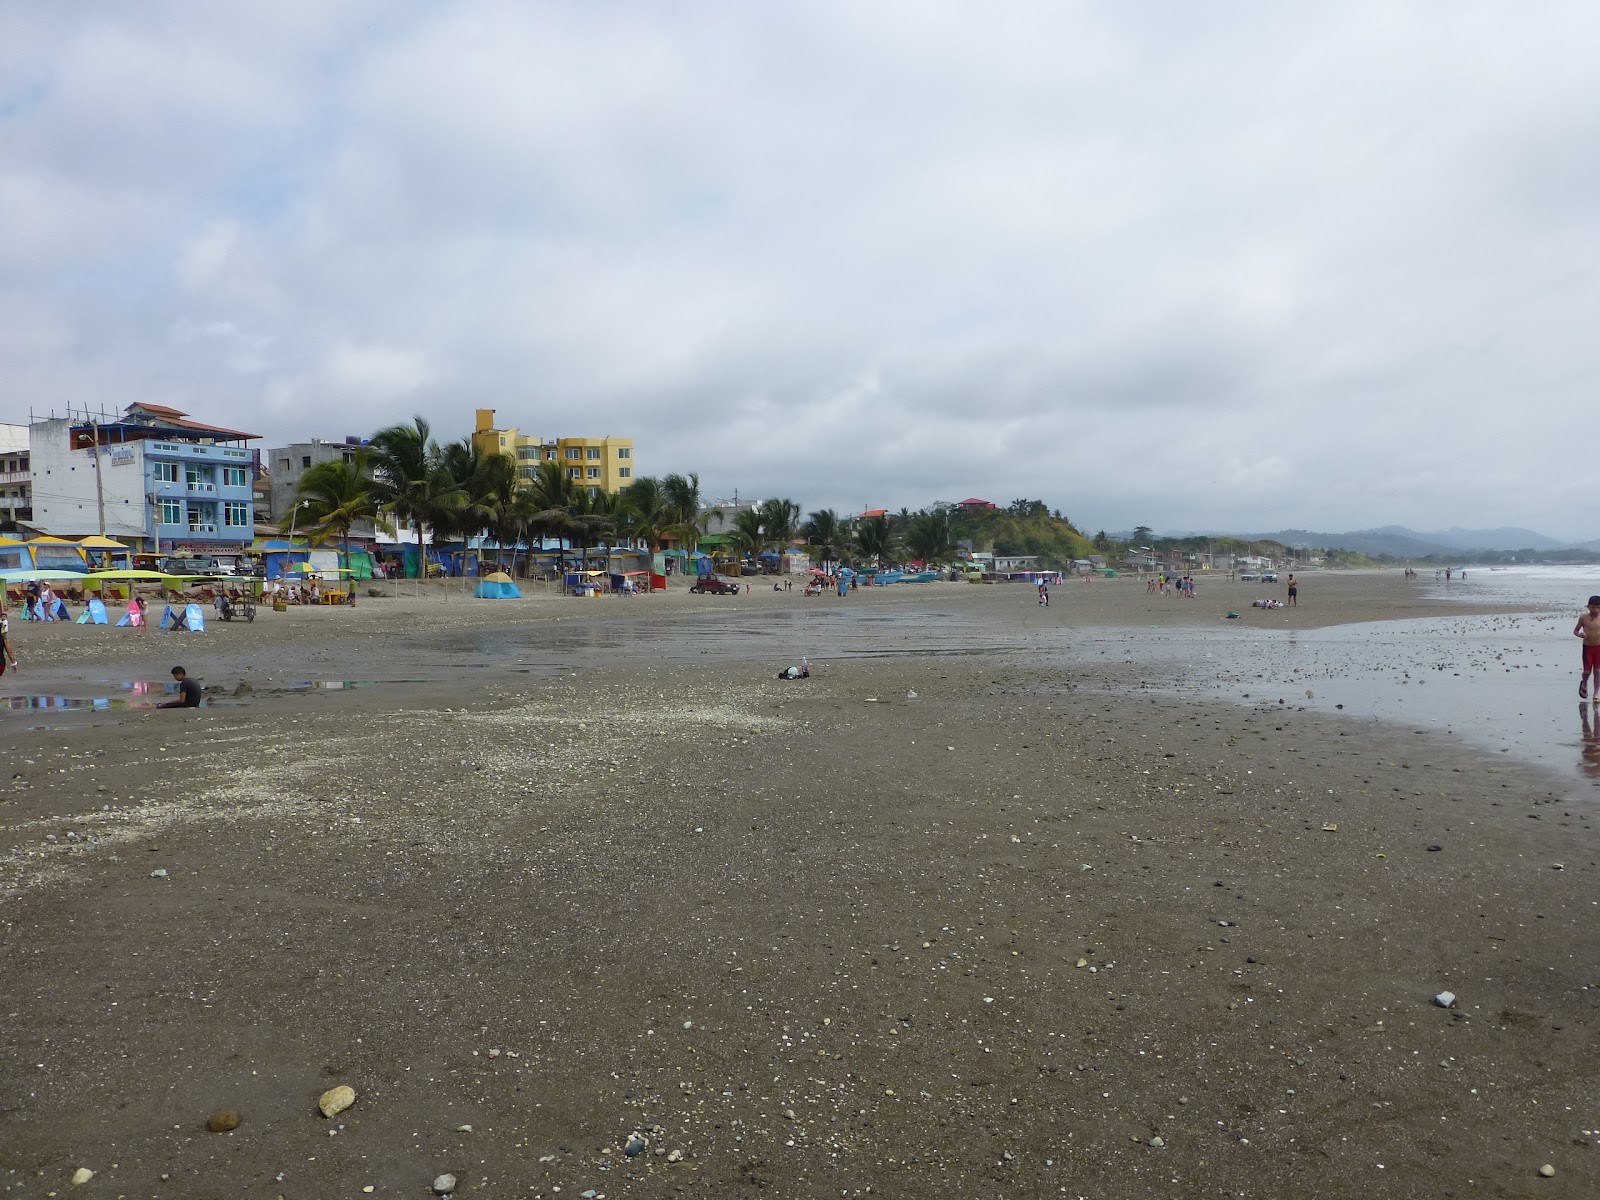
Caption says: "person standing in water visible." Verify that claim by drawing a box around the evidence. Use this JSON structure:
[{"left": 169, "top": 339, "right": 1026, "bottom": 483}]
[{"left": 1576, "top": 596, "right": 1600, "bottom": 700}]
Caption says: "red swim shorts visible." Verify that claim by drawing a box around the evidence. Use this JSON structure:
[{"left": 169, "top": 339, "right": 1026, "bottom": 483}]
[{"left": 1584, "top": 644, "right": 1600, "bottom": 672}]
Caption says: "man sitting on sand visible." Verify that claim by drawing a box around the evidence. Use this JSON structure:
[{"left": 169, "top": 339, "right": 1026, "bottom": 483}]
[
  {"left": 1574, "top": 596, "right": 1600, "bottom": 700},
  {"left": 156, "top": 666, "right": 203, "bottom": 709}
]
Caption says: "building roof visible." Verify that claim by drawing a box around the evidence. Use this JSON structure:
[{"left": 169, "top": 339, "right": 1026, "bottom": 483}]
[
  {"left": 959, "top": 497, "right": 994, "bottom": 506},
  {"left": 110, "top": 402, "right": 259, "bottom": 441},
  {"left": 859, "top": 509, "right": 887, "bottom": 519}
]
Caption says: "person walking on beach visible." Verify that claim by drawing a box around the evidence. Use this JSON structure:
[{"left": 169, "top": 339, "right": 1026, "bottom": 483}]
[
  {"left": 1037, "top": 579, "right": 1049, "bottom": 607},
  {"left": 0, "top": 602, "right": 18, "bottom": 674},
  {"left": 1575, "top": 596, "right": 1600, "bottom": 700},
  {"left": 1286, "top": 573, "right": 1298, "bottom": 606}
]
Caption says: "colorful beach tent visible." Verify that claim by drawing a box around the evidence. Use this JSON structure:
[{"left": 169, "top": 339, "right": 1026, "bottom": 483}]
[{"left": 474, "top": 571, "right": 521, "bottom": 599}]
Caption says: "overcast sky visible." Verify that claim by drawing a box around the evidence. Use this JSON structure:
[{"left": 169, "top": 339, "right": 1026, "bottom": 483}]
[{"left": 3, "top": 2, "right": 1596, "bottom": 539}]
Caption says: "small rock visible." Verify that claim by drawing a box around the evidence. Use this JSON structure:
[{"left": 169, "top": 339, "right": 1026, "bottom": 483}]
[
  {"left": 206, "top": 1109, "right": 241, "bottom": 1132},
  {"left": 71, "top": 1167, "right": 95, "bottom": 1185},
  {"left": 1150, "top": 1136, "right": 1165, "bottom": 1148},
  {"left": 624, "top": 1133, "right": 647, "bottom": 1157},
  {"left": 318, "top": 1084, "right": 356, "bottom": 1117},
  {"left": 433, "top": 1173, "right": 457, "bottom": 1195},
  {"left": 1539, "top": 1163, "right": 1556, "bottom": 1177},
  {"left": 581, "top": 1190, "right": 598, "bottom": 1199},
  {"left": 1434, "top": 991, "right": 1456, "bottom": 1009},
  {"left": 1426, "top": 844, "right": 1443, "bottom": 852},
  {"left": 783, "top": 1108, "right": 797, "bottom": 1121},
  {"left": 455, "top": 1124, "right": 473, "bottom": 1133},
  {"left": 666, "top": 1149, "right": 684, "bottom": 1163},
  {"left": 150, "top": 869, "right": 168, "bottom": 878}
]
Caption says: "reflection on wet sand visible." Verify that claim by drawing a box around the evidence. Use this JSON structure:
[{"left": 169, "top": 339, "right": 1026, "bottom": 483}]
[{"left": 1578, "top": 703, "right": 1600, "bottom": 780}]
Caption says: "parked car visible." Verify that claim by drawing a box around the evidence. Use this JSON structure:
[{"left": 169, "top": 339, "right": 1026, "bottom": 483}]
[
  {"left": 690, "top": 575, "right": 742, "bottom": 595},
  {"left": 1261, "top": 571, "right": 1279, "bottom": 583},
  {"left": 160, "top": 556, "right": 226, "bottom": 576},
  {"left": 1238, "top": 571, "right": 1260, "bottom": 582}
]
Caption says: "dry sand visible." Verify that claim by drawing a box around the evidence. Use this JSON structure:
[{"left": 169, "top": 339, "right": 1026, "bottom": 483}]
[{"left": 1, "top": 572, "right": 1596, "bottom": 1198}]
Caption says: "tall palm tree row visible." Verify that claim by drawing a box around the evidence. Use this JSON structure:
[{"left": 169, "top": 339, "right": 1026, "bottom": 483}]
[{"left": 802, "top": 508, "right": 843, "bottom": 569}]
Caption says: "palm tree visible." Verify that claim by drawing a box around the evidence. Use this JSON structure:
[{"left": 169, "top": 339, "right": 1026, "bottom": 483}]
[
  {"left": 758, "top": 497, "right": 801, "bottom": 551},
  {"left": 369, "top": 416, "right": 465, "bottom": 579},
  {"left": 661, "top": 472, "right": 720, "bottom": 555},
  {"left": 292, "top": 453, "right": 395, "bottom": 568},
  {"left": 802, "top": 508, "right": 843, "bottom": 569},
  {"left": 855, "top": 514, "right": 890, "bottom": 567},
  {"left": 906, "top": 511, "right": 954, "bottom": 564},
  {"left": 618, "top": 476, "right": 673, "bottom": 553},
  {"left": 731, "top": 507, "right": 766, "bottom": 557}
]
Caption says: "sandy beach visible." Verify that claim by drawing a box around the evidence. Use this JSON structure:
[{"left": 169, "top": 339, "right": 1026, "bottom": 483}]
[{"left": 2, "top": 571, "right": 1596, "bottom": 1198}]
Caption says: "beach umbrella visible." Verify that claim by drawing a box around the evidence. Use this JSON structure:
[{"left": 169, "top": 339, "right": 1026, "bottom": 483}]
[
  {"left": 85, "top": 570, "right": 172, "bottom": 580},
  {"left": 25, "top": 535, "right": 79, "bottom": 545},
  {"left": 0, "top": 568, "right": 92, "bottom": 581},
  {"left": 77, "top": 535, "right": 129, "bottom": 549}
]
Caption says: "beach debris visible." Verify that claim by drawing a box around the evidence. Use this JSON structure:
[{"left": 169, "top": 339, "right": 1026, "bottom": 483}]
[
  {"left": 906, "top": 690, "right": 919, "bottom": 700},
  {"left": 1538, "top": 1163, "right": 1556, "bottom": 1177},
  {"left": 206, "top": 1109, "right": 241, "bottom": 1132},
  {"left": 433, "top": 1173, "right": 458, "bottom": 1195},
  {"left": 71, "top": 1168, "right": 94, "bottom": 1186},
  {"left": 1427, "top": 844, "right": 1443, "bottom": 852},
  {"left": 624, "top": 1132, "right": 647, "bottom": 1156},
  {"left": 1321, "top": 823, "right": 1338, "bottom": 832},
  {"left": 318, "top": 1085, "right": 356, "bottom": 1118},
  {"left": 1434, "top": 991, "right": 1456, "bottom": 1009},
  {"left": 149, "top": 868, "right": 168, "bottom": 878},
  {"left": 455, "top": 1124, "right": 473, "bottom": 1133}
]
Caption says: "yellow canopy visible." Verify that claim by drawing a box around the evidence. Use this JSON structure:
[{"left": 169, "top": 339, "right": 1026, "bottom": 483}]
[
  {"left": 27, "top": 535, "right": 80, "bottom": 545},
  {"left": 78, "top": 535, "right": 129, "bottom": 549},
  {"left": 484, "top": 571, "right": 514, "bottom": 582},
  {"left": 86, "top": 569, "right": 171, "bottom": 580}
]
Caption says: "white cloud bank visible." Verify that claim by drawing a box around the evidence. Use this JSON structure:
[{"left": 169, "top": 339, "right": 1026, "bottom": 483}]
[{"left": 2, "top": 0, "right": 1597, "bottom": 537}]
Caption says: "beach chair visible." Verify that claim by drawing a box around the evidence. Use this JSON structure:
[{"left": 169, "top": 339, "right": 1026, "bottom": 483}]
[{"left": 185, "top": 603, "right": 206, "bottom": 632}]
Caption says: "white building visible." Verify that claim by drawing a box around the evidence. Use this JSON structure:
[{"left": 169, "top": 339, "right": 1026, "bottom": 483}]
[
  {"left": 29, "top": 403, "right": 259, "bottom": 550},
  {"left": 0, "top": 422, "right": 31, "bottom": 533}
]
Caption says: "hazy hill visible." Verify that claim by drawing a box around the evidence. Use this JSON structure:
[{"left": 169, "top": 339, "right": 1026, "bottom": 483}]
[{"left": 1162, "top": 525, "right": 1574, "bottom": 557}]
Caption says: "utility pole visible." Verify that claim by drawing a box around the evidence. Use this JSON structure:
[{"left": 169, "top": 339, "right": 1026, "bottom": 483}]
[{"left": 87, "top": 404, "right": 107, "bottom": 535}]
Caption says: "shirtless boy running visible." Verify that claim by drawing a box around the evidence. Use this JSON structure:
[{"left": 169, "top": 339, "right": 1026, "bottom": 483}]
[{"left": 1575, "top": 596, "right": 1600, "bottom": 699}]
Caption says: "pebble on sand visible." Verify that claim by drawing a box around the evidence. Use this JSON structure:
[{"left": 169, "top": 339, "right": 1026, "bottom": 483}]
[
  {"left": 1539, "top": 1163, "right": 1556, "bottom": 1177},
  {"left": 71, "top": 1167, "right": 94, "bottom": 1185},
  {"left": 206, "top": 1109, "right": 241, "bottom": 1132},
  {"left": 433, "top": 1173, "right": 457, "bottom": 1194},
  {"left": 1434, "top": 991, "right": 1456, "bottom": 1009},
  {"left": 318, "top": 1084, "right": 356, "bottom": 1118}
]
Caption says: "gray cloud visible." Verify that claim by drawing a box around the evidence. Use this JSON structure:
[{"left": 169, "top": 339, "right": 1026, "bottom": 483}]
[{"left": 3, "top": 1, "right": 1597, "bottom": 538}]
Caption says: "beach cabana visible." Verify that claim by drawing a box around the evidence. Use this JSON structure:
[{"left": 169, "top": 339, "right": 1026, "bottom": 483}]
[
  {"left": 26, "top": 537, "right": 88, "bottom": 574},
  {"left": 78, "top": 535, "right": 133, "bottom": 572},
  {"left": 474, "top": 571, "right": 521, "bottom": 599}
]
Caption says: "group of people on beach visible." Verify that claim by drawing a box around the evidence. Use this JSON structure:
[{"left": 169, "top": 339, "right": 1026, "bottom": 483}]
[{"left": 1146, "top": 573, "right": 1198, "bottom": 597}]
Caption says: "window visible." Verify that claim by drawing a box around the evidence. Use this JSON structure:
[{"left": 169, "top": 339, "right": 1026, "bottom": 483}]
[
  {"left": 279, "top": 459, "right": 291, "bottom": 471},
  {"left": 302, "top": 455, "right": 312, "bottom": 469},
  {"left": 222, "top": 466, "right": 247, "bottom": 487},
  {"left": 185, "top": 465, "right": 210, "bottom": 486},
  {"left": 224, "top": 502, "right": 249, "bottom": 527},
  {"left": 565, "top": 447, "right": 582, "bottom": 460},
  {"left": 617, "top": 447, "right": 631, "bottom": 459},
  {"left": 159, "top": 499, "right": 182, "bottom": 525},
  {"left": 586, "top": 447, "right": 601, "bottom": 460},
  {"left": 586, "top": 467, "right": 601, "bottom": 479},
  {"left": 567, "top": 467, "right": 582, "bottom": 480},
  {"left": 618, "top": 467, "right": 631, "bottom": 479},
  {"left": 153, "top": 462, "right": 179, "bottom": 483},
  {"left": 517, "top": 447, "right": 538, "bottom": 460}
]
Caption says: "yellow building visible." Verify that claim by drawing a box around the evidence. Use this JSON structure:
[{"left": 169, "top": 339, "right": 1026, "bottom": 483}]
[{"left": 473, "top": 409, "right": 635, "bottom": 494}]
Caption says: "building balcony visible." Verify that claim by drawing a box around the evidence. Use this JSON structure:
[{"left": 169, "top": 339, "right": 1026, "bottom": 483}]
[
  {"left": 0, "top": 470, "right": 29, "bottom": 485},
  {"left": 149, "top": 442, "right": 252, "bottom": 462},
  {"left": 186, "top": 481, "right": 217, "bottom": 494}
]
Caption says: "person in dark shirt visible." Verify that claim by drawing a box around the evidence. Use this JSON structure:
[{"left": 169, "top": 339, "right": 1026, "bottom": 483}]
[{"left": 157, "top": 665, "right": 202, "bottom": 709}]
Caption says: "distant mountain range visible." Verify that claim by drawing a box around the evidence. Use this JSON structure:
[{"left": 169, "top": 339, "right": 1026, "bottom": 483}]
[{"left": 1156, "top": 525, "right": 1583, "bottom": 557}]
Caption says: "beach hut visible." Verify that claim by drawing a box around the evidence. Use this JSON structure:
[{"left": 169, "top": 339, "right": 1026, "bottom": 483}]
[
  {"left": 78, "top": 534, "right": 132, "bottom": 573},
  {"left": 26, "top": 537, "right": 89, "bottom": 574},
  {"left": 474, "top": 571, "right": 521, "bottom": 599}
]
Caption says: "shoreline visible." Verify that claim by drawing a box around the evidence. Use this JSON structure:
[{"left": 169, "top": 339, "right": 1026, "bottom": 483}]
[{"left": 2, "top": 572, "right": 1596, "bottom": 1197}]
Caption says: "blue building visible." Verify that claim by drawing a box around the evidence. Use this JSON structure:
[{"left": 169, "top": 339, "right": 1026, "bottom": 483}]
[{"left": 29, "top": 403, "right": 260, "bottom": 552}]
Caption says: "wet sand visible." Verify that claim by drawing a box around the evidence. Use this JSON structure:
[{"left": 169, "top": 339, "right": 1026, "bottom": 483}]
[{"left": 2, "top": 572, "right": 1597, "bottom": 1198}]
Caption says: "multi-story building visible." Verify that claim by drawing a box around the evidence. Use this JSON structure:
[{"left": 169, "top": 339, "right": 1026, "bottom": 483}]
[
  {"left": 28, "top": 403, "right": 258, "bottom": 551},
  {"left": 264, "top": 438, "right": 373, "bottom": 537},
  {"left": 0, "top": 422, "right": 32, "bottom": 533},
  {"left": 472, "top": 409, "right": 634, "bottom": 495}
]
